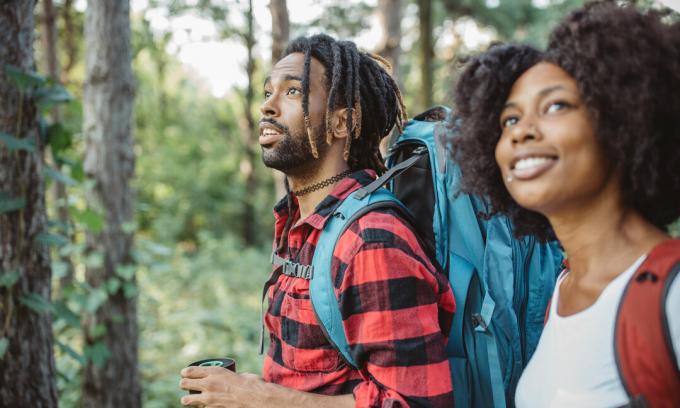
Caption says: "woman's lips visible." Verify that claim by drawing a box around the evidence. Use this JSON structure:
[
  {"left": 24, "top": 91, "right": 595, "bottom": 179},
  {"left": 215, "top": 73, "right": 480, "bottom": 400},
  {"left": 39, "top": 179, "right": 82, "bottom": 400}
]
[{"left": 510, "top": 156, "right": 558, "bottom": 180}]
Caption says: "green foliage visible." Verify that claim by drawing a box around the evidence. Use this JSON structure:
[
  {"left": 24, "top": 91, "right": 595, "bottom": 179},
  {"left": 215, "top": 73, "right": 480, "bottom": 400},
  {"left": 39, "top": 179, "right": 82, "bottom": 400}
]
[
  {"left": 19, "top": 293, "right": 54, "bottom": 314},
  {"left": 0, "top": 337, "right": 8, "bottom": 359},
  {"left": 138, "top": 233, "right": 269, "bottom": 406},
  {"left": 0, "top": 270, "right": 20, "bottom": 288},
  {"left": 0, "top": 131, "right": 35, "bottom": 152},
  {"left": 0, "top": 191, "right": 26, "bottom": 214},
  {"left": 5, "top": 64, "right": 46, "bottom": 90}
]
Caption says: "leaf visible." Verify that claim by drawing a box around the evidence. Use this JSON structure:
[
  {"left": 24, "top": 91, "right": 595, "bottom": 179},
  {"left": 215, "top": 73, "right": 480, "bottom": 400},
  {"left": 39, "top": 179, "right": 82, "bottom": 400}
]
[
  {"left": 121, "top": 221, "right": 137, "bottom": 234},
  {"left": 83, "top": 341, "right": 110, "bottom": 368},
  {"left": 0, "top": 132, "right": 35, "bottom": 152},
  {"left": 123, "top": 281, "right": 138, "bottom": 299},
  {"left": 47, "top": 123, "right": 73, "bottom": 154},
  {"left": 72, "top": 208, "right": 104, "bottom": 232},
  {"left": 90, "top": 323, "right": 107, "bottom": 338},
  {"left": 18, "top": 292, "right": 53, "bottom": 314},
  {"left": 35, "top": 84, "right": 73, "bottom": 111},
  {"left": 43, "top": 165, "right": 77, "bottom": 186},
  {"left": 4, "top": 65, "right": 46, "bottom": 90},
  {"left": 84, "top": 252, "right": 104, "bottom": 268},
  {"left": 56, "top": 339, "right": 85, "bottom": 365},
  {"left": 115, "top": 264, "right": 135, "bottom": 281},
  {"left": 0, "top": 192, "right": 25, "bottom": 214},
  {"left": 0, "top": 270, "right": 20, "bottom": 288},
  {"left": 105, "top": 277, "right": 121, "bottom": 294},
  {"left": 52, "top": 301, "right": 80, "bottom": 328},
  {"left": 84, "top": 287, "right": 108, "bottom": 313},
  {"left": 35, "top": 232, "right": 69, "bottom": 247},
  {"left": 0, "top": 337, "right": 8, "bottom": 359}
]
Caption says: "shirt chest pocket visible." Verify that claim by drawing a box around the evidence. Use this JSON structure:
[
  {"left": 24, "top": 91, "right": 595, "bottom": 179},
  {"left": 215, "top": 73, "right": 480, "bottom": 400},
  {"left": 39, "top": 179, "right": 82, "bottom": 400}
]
[{"left": 280, "top": 290, "right": 343, "bottom": 373}]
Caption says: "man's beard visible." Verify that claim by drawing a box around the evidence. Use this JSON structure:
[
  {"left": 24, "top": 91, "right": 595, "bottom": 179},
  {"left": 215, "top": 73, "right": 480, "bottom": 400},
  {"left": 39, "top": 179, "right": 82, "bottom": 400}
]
[{"left": 260, "top": 120, "right": 328, "bottom": 175}]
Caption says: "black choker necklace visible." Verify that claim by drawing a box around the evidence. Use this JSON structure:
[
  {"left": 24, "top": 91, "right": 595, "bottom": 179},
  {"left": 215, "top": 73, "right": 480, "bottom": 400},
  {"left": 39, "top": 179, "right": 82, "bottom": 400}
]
[{"left": 292, "top": 170, "right": 352, "bottom": 197}]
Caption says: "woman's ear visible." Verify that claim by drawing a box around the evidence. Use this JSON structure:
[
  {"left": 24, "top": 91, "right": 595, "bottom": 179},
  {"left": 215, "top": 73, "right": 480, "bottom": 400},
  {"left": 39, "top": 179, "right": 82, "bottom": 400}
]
[{"left": 329, "top": 108, "right": 350, "bottom": 140}]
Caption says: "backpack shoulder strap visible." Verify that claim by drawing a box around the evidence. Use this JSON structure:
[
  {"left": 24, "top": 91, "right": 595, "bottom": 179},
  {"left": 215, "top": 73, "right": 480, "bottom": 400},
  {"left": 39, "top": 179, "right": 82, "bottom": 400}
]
[
  {"left": 615, "top": 239, "right": 680, "bottom": 407},
  {"left": 310, "top": 188, "right": 407, "bottom": 369}
]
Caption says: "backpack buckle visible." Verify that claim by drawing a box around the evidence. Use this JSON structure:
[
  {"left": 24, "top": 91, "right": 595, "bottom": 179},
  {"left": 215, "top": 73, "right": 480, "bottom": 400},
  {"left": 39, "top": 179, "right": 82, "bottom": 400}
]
[
  {"left": 471, "top": 313, "right": 488, "bottom": 331},
  {"left": 282, "top": 261, "right": 313, "bottom": 280}
]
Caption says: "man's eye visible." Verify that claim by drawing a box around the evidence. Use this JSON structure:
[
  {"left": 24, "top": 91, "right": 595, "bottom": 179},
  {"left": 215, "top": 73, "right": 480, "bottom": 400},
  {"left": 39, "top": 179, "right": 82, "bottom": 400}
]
[
  {"left": 264, "top": 91, "right": 272, "bottom": 98},
  {"left": 546, "top": 101, "right": 569, "bottom": 114},
  {"left": 501, "top": 116, "right": 519, "bottom": 128},
  {"left": 287, "top": 87, "right": 302, "bottom": 95}
]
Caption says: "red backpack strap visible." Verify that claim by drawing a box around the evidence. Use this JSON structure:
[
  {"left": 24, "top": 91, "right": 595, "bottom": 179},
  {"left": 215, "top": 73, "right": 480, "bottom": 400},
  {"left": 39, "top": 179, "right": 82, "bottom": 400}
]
[{"left": 615, "top": 239, "right": 680, "bottom": 407}]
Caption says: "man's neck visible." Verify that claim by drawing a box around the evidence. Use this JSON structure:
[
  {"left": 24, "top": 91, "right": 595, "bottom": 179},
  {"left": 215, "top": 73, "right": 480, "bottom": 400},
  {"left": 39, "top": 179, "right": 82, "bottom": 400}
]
[{"left": 288, "top": 163, "right": 351, "bottom": 221}]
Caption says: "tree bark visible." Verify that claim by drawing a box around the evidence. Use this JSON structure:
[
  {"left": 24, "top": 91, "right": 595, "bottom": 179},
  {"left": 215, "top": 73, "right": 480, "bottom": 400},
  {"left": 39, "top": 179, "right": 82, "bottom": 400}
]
[
  {"left": 61, "top": 0, "right": 77, "bottom": 82},
  {"left": 82, "top": 1, "right": 140, "bottom": 407},
  {"left": 417, "top": 0, "right": 433, "bottom": 111},
  {"left": 0, "top": 1, "right": 59, "bottom": 406},
  {"left": 42, "top": 0, "right": 74, "bottom": 289},
  {"left": 376, "top": 0, "right": 403, "bottom": 86},
  {"left": 241, "top": 0, "right": 259, "bottom": 246},
  {"left": 270, "top": 0, "right": 289, "bottom": 63},
  {"left": 269, "top": 0, "right": 289, "bottom": 199}
]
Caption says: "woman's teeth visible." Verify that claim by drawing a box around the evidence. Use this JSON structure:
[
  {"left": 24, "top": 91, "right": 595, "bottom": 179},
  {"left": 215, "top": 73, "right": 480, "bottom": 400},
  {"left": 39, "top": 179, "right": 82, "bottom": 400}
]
[{"left": 514, "top": 157, "right": 554, "bottom": 170}]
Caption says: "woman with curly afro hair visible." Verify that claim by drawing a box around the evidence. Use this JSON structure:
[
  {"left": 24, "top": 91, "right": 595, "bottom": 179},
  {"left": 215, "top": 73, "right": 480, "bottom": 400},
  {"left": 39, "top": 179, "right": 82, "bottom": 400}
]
[{"left": 449, "top": 1, "right": 680, "bottom": 407}]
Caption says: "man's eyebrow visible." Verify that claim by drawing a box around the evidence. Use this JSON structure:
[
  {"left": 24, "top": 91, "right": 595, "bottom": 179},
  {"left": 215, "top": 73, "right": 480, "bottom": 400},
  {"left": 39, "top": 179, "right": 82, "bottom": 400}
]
[{"left": 283, "top": 74, "right": 303, "bottom": 82}]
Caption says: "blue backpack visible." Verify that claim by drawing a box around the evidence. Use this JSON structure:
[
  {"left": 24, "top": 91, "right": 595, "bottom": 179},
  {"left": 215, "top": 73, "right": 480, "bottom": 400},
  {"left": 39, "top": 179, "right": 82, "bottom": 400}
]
[{"left": 277, "top": 107, "right": 563, "bottom": 407}]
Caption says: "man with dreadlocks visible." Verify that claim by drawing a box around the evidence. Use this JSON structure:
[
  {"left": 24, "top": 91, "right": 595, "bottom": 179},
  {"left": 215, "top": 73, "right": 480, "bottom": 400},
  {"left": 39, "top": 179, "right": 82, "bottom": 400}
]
[{"left": 179, "top": 34, "right": 455, "bottom": 408}]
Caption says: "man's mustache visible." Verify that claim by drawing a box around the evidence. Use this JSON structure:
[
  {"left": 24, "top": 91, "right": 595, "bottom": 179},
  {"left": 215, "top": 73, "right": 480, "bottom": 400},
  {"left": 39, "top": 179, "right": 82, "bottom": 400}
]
[{"left": 259, "top": 118, "right": 289, "bottom": 134}]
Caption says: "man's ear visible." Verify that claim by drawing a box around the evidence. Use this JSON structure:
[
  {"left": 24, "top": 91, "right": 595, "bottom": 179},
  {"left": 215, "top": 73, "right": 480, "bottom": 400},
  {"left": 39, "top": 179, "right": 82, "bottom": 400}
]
[{"left": 329, "top": 108, "right": 349, "bottom": 141}]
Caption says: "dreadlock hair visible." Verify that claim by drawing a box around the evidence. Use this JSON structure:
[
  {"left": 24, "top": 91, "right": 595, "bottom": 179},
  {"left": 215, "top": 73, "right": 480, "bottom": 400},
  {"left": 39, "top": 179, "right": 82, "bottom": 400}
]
[{"left": 282, "top": 34, "right": 407, "bottom": 175}]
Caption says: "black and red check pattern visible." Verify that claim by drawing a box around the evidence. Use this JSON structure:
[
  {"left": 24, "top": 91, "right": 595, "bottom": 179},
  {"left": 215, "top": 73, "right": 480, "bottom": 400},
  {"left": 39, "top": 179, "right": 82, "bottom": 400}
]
[{"left": 263, "top": 170, "right": 456, "bottom": 408}]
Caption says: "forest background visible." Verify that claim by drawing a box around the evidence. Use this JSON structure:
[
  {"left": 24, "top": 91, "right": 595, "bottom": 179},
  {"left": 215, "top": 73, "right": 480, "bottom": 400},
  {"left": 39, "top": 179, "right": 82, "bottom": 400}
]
[{"left": 0, "top": 0, "right": 678, "bottom": 406}]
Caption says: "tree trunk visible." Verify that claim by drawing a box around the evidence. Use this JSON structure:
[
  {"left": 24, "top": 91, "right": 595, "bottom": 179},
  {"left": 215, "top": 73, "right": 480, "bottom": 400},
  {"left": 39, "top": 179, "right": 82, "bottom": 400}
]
[
  {"left": 269, "top": 0, "right": 289, "bottom": 199},
  {"left": 61, "top": 0, "right": 77, "bottom": 82},
  {"left": 418, "top": 0, "right": 433, "bottom": 111},
  {"left": 82, "top": 1, "right": 140, "bottom": 407},
  {"left": 0, "top": 1, "right": 59, "bottom": 406},
  {"left": 241, "top": 0, "right": 258, "bottom": 246},
  {"left": 42, "top": 0, "right": 75, "bottom": 289},
  {"left": 270, "top": 0, "right": 289, "bottom": 63},
  {"left": 376, "top": 0, "right": 403, "bottom": 86}
]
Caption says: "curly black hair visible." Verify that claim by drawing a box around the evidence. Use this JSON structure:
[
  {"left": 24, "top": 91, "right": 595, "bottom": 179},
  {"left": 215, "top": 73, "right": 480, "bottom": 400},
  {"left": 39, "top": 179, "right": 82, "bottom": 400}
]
[
  {"left": 283, "top": 34, "right": 407, "bottom": 174},
  {"left": 449, "top": 1, "right": 680, "bottom": 241}
]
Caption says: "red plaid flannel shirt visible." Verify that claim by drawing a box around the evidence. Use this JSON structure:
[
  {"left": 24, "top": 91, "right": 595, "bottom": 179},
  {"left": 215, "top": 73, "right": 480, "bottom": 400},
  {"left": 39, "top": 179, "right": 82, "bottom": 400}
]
[{"left": 263, "top": 170, "right": 456, "bottom": 408}]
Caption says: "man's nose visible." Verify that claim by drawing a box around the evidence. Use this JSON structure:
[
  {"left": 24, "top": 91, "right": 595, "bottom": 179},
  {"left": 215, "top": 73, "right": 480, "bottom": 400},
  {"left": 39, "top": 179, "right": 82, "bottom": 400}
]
[{"left": 260, "top": 96, "right": 278, "bottom": 117}]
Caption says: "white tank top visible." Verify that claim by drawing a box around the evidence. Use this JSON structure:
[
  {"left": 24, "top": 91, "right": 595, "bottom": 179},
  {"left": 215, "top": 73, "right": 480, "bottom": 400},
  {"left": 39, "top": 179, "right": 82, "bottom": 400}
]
[{"left": 515, "top": 255, "right": 648, "bottom": 408}]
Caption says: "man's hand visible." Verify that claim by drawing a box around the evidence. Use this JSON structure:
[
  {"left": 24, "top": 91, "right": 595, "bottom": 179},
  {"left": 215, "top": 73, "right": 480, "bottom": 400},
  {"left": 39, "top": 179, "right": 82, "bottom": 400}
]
[
  {"left": 179, "top": 366, "right": 355, "bottom": 408},
  {"left": 179, "top": 366, "right": 267, "bottom": 408}
]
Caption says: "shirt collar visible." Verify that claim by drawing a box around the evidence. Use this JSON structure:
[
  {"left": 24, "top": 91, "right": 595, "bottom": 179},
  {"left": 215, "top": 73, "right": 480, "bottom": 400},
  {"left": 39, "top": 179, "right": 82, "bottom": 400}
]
[{"left": 273, "top": 169, "right": 377, "bottom": 231}]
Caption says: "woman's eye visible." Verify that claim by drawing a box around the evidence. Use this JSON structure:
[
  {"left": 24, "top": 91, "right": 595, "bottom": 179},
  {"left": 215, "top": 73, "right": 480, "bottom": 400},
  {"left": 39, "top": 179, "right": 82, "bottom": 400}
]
[
  {"left": 546, "top": 101, "right": 569, "bottom": 114},
  {"left": 264, "top": 90, "right": 272, "bottom": 98},
  {"left": 287, "top": 87, "right": 302, "bottom": 95},
  {"left": 501, "top": 116, "right": 519, "bottom": 128}
]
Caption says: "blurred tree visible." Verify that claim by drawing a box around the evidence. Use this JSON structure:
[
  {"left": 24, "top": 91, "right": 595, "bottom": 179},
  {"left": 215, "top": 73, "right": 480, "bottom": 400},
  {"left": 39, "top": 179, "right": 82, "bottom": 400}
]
[
  {"left": 304, "top": 1, "right": 373, "bottom": 38},
  {"left": 41, "top": 0, "right": 76, "bottom": 289},
  {"left": 418, "top": 0, "right": 434, "bottom": 110},
  {"left": 241, "top": 0, "right": 260, "bottom": 246},
  {"left": 0, "top": 1, "right": 59, "bottom": 405},
  {"left": 270, "top": 0, "right": 290, "bottom": 63},
  {"left": 82, "top": 1, "right": 141, "bottom": 407},
  {"left": 376, "top": 0, "right": 403, "bottom": 86},
  {"left": 270, "top": 0, "right": 290, "bottom": 199}
]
